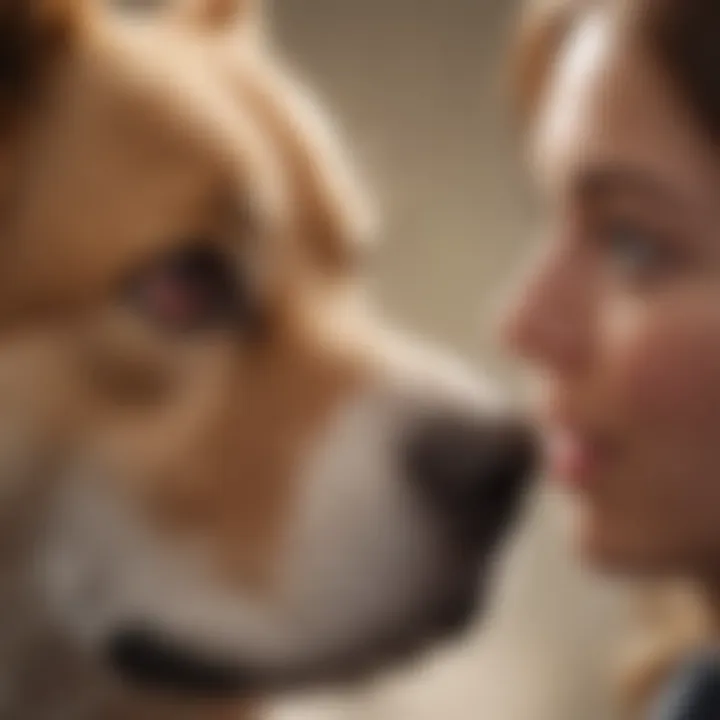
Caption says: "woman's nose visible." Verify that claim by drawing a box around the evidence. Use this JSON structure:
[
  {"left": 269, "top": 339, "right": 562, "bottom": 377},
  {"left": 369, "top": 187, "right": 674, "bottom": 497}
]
[{"left": 497, "top": 242, "right": 592, "bottom": 374}]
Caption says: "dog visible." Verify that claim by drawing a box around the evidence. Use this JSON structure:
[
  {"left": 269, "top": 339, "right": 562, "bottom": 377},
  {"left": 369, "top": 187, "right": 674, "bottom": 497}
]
[{"left": 0, "top": 1, "right": 536, "bottom": 717}]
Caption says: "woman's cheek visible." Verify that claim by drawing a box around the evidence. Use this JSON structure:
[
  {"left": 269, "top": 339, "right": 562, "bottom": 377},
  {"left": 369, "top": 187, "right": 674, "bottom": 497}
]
[
  {"left": 604, "top": 299, "right": 720, "bottom": 438},
  {"left": 585, "top": 300, "right": 720, "bottom": 570}
]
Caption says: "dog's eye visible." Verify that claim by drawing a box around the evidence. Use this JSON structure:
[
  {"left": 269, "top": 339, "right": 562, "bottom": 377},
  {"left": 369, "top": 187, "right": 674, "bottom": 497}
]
[{"left": 126, "top": 245, "right": 246, "bottom": 334}]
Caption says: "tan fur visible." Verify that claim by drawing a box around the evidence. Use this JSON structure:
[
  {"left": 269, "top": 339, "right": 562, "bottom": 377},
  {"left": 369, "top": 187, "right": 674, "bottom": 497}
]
[
  {"left": 0, "top": 2, "right": 381, "bottom": 717},
  {"left": 0, "top": 0, "right": 87, "bottom": 121},
  {"left": 5, "top": 0, "right": 381, "bottom": 518},
  {"left": 0, "top": 2, "right": 523, "bottom": 718},
  {"left": 0, "top": 9, "right": 378, "bottom": 594}
]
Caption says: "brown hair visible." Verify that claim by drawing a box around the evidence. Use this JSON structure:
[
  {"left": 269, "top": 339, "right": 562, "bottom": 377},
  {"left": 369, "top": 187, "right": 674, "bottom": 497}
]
[
  {"left": 510, "top": 0, "right": 720, "bottom": 715},
  {"left": 511, "top": 0, "right": 720, "bottom": 143}
]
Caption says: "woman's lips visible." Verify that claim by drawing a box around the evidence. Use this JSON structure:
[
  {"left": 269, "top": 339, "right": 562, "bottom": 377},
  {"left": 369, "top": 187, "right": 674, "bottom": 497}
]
[{"left": 544, "top": 427, "right": 605, "bottom": 490}]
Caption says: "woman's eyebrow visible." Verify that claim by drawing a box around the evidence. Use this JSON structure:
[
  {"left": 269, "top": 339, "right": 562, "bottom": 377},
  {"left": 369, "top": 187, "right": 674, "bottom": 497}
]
[{"left": 571, "top": 164, "right": 684, "bottom": 209}]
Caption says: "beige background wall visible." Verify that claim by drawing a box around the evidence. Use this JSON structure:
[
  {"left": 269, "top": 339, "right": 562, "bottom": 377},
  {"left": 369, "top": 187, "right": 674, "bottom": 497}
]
[
  {"left": 267, "top": 1, "right": 631, "bottom": 719},
  {"left": 276, "top": 0, "right": 526, "bottom": 374}
]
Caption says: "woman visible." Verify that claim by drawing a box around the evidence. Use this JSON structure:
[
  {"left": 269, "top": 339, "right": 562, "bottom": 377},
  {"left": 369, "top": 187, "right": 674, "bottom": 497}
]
[{"left": 501, "top": 0, "right": 720, "bottom": 717}]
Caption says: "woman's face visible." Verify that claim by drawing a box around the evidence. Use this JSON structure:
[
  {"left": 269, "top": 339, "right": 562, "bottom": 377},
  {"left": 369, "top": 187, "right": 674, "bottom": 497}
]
[{"left": 502, "top": 9, "right": 720, "bottom": 578}]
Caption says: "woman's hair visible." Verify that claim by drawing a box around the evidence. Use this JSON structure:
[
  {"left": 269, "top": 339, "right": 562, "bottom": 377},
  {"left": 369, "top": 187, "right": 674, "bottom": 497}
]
[
  {"left": 511, "top": 0, "right": 720, "bottom": 142},
  {"left": 510, "top": 0, "right": 720, "bottom": 715}
]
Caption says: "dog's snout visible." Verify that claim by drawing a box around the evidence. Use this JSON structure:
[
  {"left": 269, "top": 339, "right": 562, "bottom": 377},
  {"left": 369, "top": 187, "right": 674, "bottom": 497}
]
[{"left": 405, "top": 415, "right": 538, "bottom": 538}]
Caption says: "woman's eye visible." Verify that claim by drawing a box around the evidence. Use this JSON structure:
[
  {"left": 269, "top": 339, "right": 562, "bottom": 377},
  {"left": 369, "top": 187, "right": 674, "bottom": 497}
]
[
  {"left": 125, "top": 244, "right": 244, "bottom": 333},
  {"left": 596, "top": 219, "right": 673, "bottom": 281}
]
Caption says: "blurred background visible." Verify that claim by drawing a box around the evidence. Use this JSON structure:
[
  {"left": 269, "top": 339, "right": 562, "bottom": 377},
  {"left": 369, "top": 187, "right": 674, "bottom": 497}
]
[{"left": 263, "top": 1, "right": 631, "bottom": 719}]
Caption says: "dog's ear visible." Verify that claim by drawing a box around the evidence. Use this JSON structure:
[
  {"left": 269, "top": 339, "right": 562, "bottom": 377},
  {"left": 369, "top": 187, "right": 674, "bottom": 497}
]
[
  {"left": 177, "top": 0, "right": 261, "bottom": 32},
  {"left": 244, "top": 65, "right": 378, "bottom": 274},
  {"left": 0, "top": 0, "right": 86, "bottom": 126}
]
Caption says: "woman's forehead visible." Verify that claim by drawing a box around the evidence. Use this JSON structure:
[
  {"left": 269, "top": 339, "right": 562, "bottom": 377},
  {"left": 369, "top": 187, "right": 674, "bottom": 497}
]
[{"left": 530, "top": 8, "right": 720, "bottom": 210}]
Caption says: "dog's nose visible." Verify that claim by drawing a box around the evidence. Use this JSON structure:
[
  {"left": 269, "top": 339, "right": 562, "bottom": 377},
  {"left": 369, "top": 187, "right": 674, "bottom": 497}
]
[{"left": 405, "top": 415, "right": 537, "bottom": 541}]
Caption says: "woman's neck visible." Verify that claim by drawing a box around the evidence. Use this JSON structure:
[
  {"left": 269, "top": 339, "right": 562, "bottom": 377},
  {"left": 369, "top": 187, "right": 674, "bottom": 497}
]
[{"left": 703, "top": 582, "right": 720, "bottom": 641}]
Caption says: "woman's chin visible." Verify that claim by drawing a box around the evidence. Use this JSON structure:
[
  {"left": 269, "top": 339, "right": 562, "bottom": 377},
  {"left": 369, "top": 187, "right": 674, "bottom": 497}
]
[
  {"left": 571, "top": 507, "right": 681, "bottom": 579},
  {"left": 570, "top": 502, "right": 649, "bottom": 577}
]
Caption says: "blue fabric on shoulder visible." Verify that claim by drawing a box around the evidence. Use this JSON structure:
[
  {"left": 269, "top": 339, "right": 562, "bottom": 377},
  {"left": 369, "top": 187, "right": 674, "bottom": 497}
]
[{"left": 648, "top": 650, "right": 720, "bottom": 720}]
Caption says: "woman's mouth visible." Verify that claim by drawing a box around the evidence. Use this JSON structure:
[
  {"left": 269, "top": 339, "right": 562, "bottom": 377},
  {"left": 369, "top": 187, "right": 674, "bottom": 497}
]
[{"left": 544, "top": 426, "right": 608, "bottom": 490}]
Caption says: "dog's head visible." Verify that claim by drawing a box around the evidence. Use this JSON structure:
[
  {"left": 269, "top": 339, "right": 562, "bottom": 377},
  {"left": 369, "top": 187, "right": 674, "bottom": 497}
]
[{"left": 0, "top": 0, "right": 536, "bottom": 714}]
